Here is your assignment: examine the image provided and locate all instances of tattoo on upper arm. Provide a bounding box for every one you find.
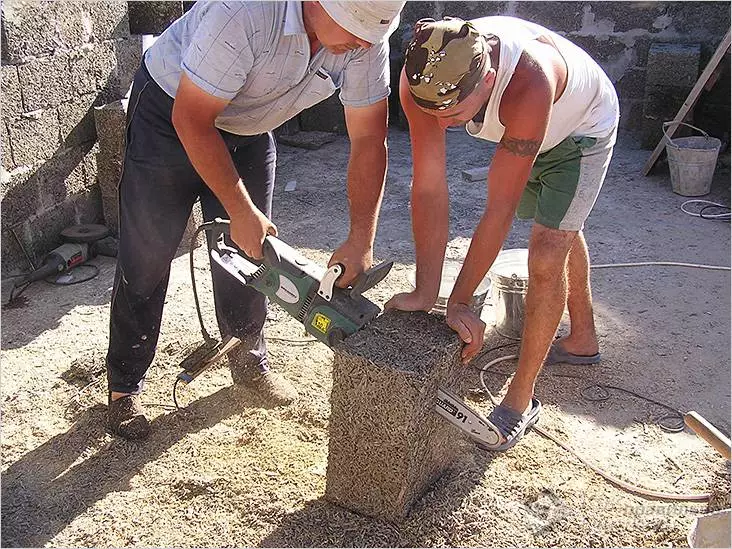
[499,135,542,157]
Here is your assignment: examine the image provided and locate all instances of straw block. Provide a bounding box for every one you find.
[325,310,466,522]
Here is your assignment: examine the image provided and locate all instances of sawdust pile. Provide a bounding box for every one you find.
[325,309,469,522]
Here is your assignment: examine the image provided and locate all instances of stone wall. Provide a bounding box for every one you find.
[1,0,140,275]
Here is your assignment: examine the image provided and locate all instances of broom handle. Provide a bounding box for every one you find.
[685,411,731,460]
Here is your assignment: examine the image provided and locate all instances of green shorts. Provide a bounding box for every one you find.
[516,132,616,231]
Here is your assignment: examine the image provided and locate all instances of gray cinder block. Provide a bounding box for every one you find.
[59,94,99,147]
[128,1,184,35]
[325,309,466,522]
[7,110,60,167]
[1,65,24,119]
[17,53,73,112]
[94,101,127,234]
[299,95,347,134]
[646,43,701,89]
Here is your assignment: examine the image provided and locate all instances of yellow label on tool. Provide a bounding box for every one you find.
[312,313,331,334]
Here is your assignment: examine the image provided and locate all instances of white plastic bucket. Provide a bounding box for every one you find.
[488,249,529,339]
[407,259,491,316]
[663,122,721,197]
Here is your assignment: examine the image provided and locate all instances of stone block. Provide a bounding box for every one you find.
[1,1,58,62]
[2,65,24,119]
[615,67,647,102]
[299,94,346,134]
[618,99,644,131]
[640,87,695,149]
[666,3,731,42]
[2,123,14,171]
[0,165,41,227]
[462,166,489,182]
[56,1,94,50]
[36,143,96,211]
[8,110,60,167]
[17,52,74,111]
[70,38,141,102]
[89,0,129,41]
[1,227,27,276]
[58,93,100,147]
[94,100,126,233]
[441,1,506,21]
[128,1,184,35]
[515,1,584,33]
[590,2,665,33]
[325,310,466,522]
[646,43,701,89]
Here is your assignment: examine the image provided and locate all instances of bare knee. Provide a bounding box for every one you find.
[528,225,577,285]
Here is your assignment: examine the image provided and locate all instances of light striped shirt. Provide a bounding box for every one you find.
[144,1,391,135]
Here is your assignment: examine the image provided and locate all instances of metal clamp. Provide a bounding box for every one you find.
[318,264,343,302]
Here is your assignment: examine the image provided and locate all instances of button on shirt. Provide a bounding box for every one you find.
[144,1,391,136]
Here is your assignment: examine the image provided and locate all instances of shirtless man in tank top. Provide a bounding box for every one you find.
[387,16,619,450]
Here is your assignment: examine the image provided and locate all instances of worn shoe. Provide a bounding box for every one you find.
[231,368,298,406]
[107,394,150,440]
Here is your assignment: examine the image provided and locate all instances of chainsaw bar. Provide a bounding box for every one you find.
[435,387,501,447]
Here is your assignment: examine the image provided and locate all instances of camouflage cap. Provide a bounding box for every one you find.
[405,18,488,110]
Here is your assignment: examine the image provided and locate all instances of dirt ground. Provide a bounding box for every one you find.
[1,128,730,548]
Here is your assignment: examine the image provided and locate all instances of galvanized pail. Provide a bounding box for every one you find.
[663,122,721,197]
[488,249,529,339]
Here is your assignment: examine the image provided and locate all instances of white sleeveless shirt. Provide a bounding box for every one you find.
[465,16,619,153]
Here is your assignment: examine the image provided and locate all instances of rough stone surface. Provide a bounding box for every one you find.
[58,93,99,147]
[1,1,59,62]
[128,1,183,35]
[2,123,14,171]
[17,52,74,112]
[89,0,129,41]
[1,166,39,227]
[646,43,702,89]
[93,100,126,234]
[37,143,96,211]
[325,309,467,522]
[7,110,60,167]
[2,65,24,118]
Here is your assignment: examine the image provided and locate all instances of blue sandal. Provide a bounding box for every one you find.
[477,398,542,451]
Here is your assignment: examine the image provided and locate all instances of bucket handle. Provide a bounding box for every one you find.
[662,121,710,148]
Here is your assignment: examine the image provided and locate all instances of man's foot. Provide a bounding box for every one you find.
[230,365,298,406]
[107,394,150,440]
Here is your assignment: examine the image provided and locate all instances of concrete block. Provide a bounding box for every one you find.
[36,143,96,211]
[8,110,60,167]
[109,37,142,99]
[1,1,59,62]
[56,2,94,50]
[640,86,694,149]
[277,130,336,150]
[646,43,701,89]
[1,227,27,276]
[441,1,506,21]
[615,67,647,102]
[59,93,99,147]
[515,1,584,33]
[462,166,489,182]
[17,52,74,111]
[70,38,141,102]
[618,100,644,131]
[667,3,732,41]
[0,165,40,227]
[299,94,346,134]
[325,310,466,522]
[2,123,14,171]
[2,65,24,119]
[590,2,663,33]
[89,0,129,41]
[128,1,184,35]
[94,100,126,234]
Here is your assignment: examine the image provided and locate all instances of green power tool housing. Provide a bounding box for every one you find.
[209,226,392,348]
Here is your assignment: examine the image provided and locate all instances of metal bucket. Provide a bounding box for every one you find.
[664,122,721,197]
[407,259,490,316]
[488,249,529,339]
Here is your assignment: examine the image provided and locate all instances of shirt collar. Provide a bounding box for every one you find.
[284,1,306,36]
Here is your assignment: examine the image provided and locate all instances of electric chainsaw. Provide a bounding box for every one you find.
[178,219,504,448]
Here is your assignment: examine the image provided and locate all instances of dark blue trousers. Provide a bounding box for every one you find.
[106,62,275,394]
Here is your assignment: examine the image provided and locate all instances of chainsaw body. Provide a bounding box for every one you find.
[210,232,389,347]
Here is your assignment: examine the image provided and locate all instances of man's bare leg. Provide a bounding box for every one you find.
[501,224,577,413]
[554,230,599,356]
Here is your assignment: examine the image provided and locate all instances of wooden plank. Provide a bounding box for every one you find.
[642,30,731,176]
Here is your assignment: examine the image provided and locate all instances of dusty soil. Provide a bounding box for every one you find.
[1,128,730,548]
